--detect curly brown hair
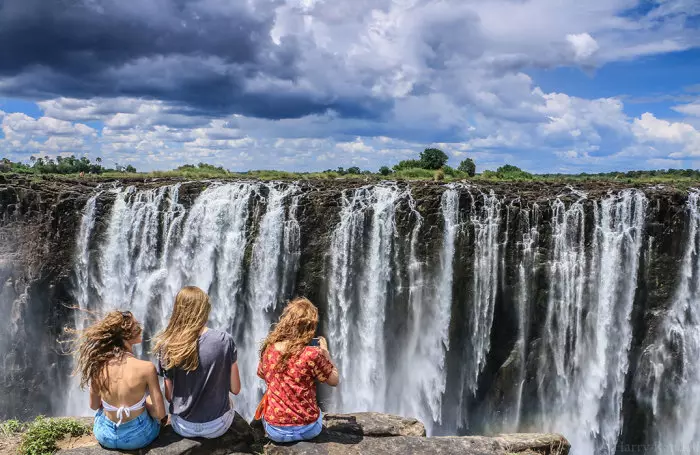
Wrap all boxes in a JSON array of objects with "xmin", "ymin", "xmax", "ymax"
[
  {"xmin": 260, "ymin": 297, "xmax": 318, "ymax": 371},
  {"xmin": 75, "ymin": 310, "xmax": 142, "ymax": 395},
  {"xmin": 152, "ymin": 286, "xmax": 211, "ymax": 371}
]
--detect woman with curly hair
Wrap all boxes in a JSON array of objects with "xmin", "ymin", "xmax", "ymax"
[
  {"xmin": 256, "ymin": 297, "xmax": 339, "ymax": 443},
  {"xmin": 76, "ymin": 310, "xmax": 166, "ymax": 449},
  {"xmin": 153, "ymin": 286, "xmax": 241, "ymax": 439}
]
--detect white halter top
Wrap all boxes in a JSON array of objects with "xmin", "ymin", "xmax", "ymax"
[{"xmin": 101, "ymin": 393, "xmax": 148, "ymax": 427}]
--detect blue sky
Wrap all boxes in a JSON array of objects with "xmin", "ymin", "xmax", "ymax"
[{"xmin": 0, "ymin": 0, "xmax": 699, "ymax": 173}]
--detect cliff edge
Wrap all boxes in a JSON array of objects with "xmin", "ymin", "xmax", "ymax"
[{"xmin": 49, "ymin": 412, "xmax": 569, "ymax": 455}]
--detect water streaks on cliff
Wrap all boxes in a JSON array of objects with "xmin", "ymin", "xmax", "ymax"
[{"xmin": 3, "ymin": 177, "xmax": 699, "ymax": 455}]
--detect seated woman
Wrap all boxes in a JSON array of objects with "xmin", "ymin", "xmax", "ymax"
[
  {"xmin": 257, "ymin": 297, "xmax": 340, "ymax": 443},
  {"xmin": 153, "ymin": 286, "xmax": 241, "ymax": 439},
  {"xmin": 76, "ymin": 310, "xmax": 166, "ymax": 450}
]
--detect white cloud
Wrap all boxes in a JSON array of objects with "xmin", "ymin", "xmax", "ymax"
[
  {"xmin": 632, "ymin": 112, "xmax": 700, "ymax": 157},
  {"xmin": 567, "ymin": 33, "xmax": 600, "ymax": 61},
  {"xmin": 673, "ymin": 102, "xmax": 700, "ymax": 117}
]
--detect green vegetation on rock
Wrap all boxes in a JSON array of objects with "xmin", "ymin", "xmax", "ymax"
[
  {"xmin": 17, "ymin": 416, "xmax": 90, "ymax": 455},
  {"xmin": 4, "ymin": 147, "xmax": 700, "ymax": 185},
  {"xmin": 0, "ymin": 419, "xmax": 25, "ymax": 436}
]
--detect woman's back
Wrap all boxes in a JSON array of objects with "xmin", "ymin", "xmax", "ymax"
[
  {"xmin": 100, "ymin": 355, "xmax": 153, "ymax": 423},
  {"xmin": 257, "ymin": 342, "xmax": 334, "ymax": 426},
  {"xmin": 159, "ymin": 328, "xmax": 237, "ymax": 423}
]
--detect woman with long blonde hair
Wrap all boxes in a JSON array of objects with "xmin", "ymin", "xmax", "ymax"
[
  {"xmin": 256, "ymin": 297, "xmax": 339, "ymax": 443},
  {"xmin": 153, "ymin": 286, "xmax": 241, "ymax": 439},
  {"xmin": 76, "ymin": 310, "xmax": 165, "ymax": 449}
]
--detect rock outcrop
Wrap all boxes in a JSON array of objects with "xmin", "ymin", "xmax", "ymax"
[{"xmin": 55, "ymin": 412, "xmax": 569, "ymax": 455}]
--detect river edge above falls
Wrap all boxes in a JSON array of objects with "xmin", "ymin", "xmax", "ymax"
[{"xmin": 0, "ymin": 175, "xmax": 696, "ymax": 455}]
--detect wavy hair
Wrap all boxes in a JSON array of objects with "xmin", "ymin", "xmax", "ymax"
[
  {"xmin": 260, "ymin": 297, "xmax": 318, "ymax": 371},
  {"xmin": 75, "ymin": 310, "xmax": 142, "ymax": 395},
  {"xmin": 153, "ymin": 286, "xmax": 211, "ymax": 371}
]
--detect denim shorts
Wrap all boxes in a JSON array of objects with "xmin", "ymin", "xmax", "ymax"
[
  {"xmin": 263, "ymin": 412, "xmax": 323, "ymax": 443},
  {"xmin": 93, "ymin": 408, "xmax": 160, "ymax": 450}
]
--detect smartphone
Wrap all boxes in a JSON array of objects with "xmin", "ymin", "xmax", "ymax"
[{"xmin": 309, "ymin": 337, "xmax": 320, "ymax": 347}]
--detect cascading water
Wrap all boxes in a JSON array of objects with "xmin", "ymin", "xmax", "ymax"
[
  {"xmin": 63, "ymin": 182, "xmax": 301, "ymax": 420},
  {"xmin": 538, "ymin": 189, "xmax": 647, "ymax": 455},
  {"xmin": 641, "ymin": 190, "xmax": 700, "ymax": 455},
  {"xmin": 393, "ymin": 186, "xmax": 459, "ymax": 433},
  {"xmin": 326, "ymin": 184, "xmax": 402, "ymax": 412},
  {"xmin": 7, "ymin": 177, "xmax": 700, "ymax": 454},
  {"xmin": 468, "ymin": 189, "xmax": 502, "ymax": 390},
  {"xmin": 508, "ymin": 201, "xmax": 540, "ymax": 432},
  {"xmin": 240, "ymin": 184, "xmax": 301, "ymax": 413}
]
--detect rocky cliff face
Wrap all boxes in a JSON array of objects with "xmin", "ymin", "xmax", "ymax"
[{"xmin": 0, "ymin": 175, "xmax": 695, "ymax": 455}]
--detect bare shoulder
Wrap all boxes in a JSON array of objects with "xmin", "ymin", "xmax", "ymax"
[{"xmin": 133, "ymin": 357, "xmax": 158, "ymax": 376}]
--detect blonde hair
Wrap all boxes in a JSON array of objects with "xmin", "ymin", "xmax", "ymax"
[
  {"xmin": 75, "ymin": 311, "xmax": 142, "ymax": 395},
  {"xmin": 260, "ymin": 297, "xmax": 318, "ymax": 371},
  {"xmin": 153, "ymin": 286, "xmax": 211, "ymax": 371}
]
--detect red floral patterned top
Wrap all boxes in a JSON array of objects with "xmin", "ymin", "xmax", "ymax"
[{"xmin": 257, "ymin": 345, "xmax": 334, "ymax": 426}]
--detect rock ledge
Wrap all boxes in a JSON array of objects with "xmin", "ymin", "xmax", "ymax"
[{"xmin": 53, "ymin": 412, "xmax": 569, "ymax": 455}]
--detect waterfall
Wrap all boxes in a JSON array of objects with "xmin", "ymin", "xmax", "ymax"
[
  {"xmin": 468, "ymin": 189, "xmax": 502, "ymax": 392},
  {"xmin": 96, "ymin": 185, "xmax": 186, "ymax": 333},
  {"xmin": 643, "ymin": 190, "xmax": 700, "ymax": 454},
  {"xmin": 509, "ymin": 201, "xmax": 540, "ymax": 432},
  {"xmin": 240, "ymin": 184, "xmax": 301, "ymax": 415},
  {"xmin": 396, "ymin": 186, "xmax": 458, "ymax": 433},
  {"xmin": 10, "ymin": 177, "xmax": 700, "ymax": 455},
  {"xmin": 63, "ymin": 182, "xmax": 303, "ymax": 419},
  {"xmin": 538, "ymin": 190, "xmax": 647, "ymax": 455},
  {"xmin": 64, "ymin": 193, "xmax": 101, "ymax": 416},
  {"xmin": 326, "ymin": 184, "xmax": 401, "ymax": 412}
]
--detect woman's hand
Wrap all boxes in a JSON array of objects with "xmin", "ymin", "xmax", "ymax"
[{"xmin": 318, "ymin": 336, "xmax": 329, "ymax": 356}]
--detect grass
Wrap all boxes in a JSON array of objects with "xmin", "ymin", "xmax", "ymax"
[{"xmin": 15, "ymin": 417, "xmax": 90, "ymax": 455}]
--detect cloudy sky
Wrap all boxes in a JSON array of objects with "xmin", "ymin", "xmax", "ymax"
[{"xmin": 0, "ymin": 0, "xmax": 699, "ymax": 173}]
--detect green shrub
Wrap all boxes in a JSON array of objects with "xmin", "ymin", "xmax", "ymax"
[
  {"xmin": 481, "ymin": 164, "xmax": 534, "ymax": 181},
  {"xmin": 393, "ymin": 168, "xmax": 434, "ymax": 179},
  {"xmin": 19, "ymin": 417, "xmax": 90, "ymax": 455},
  {"xmin": 0, "ymin": 419, "xmax": 25, "ymax": 436},
  {"xmin": 392, "ymin": 159, "xmax": 424, "ymax": 172},
  {"xmin": 378, "ymin": 166, "xmax": 392, "ymax": 176}
]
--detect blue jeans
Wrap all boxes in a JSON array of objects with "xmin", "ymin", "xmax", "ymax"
[
  {"xmin": 93, "ymin": 408, "xmax": 160, "ymax": 450},
  {"xmin": 263, "ymin": 412, "xmax": 323, "ymax": 443}
]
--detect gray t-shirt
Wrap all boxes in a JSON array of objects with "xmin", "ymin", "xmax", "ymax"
[{"xmin": 158, "ymin": 329, "xmax": 237, "ymax": 423}]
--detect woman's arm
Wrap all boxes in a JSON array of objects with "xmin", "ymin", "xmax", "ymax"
[
  {"xmin": 230, "ymin": 361, "xmax": 241, "ymax": 395},
  {"xmin": 318, "ymin": 337, "xmax": 340, "ymax": 387},
  {"xmin": 164, "ymin": 377, "xmax": 173, "ymax": 402},
  {"xmin": 145, "ymin": 365, "xmax": 167, "ymax": 421},
  {"xmin": 89, "ymin": 386, "xmax": 101, "ymax": 411}
]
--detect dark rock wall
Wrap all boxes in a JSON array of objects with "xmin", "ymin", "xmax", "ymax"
[{"xmin": 0, "ymin": 176, "xmax": 690, "ymax": 454}]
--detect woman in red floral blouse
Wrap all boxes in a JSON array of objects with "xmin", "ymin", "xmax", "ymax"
[{"xmin": 257, "ymin": 297, "xmax": 339, "ymax": 442}]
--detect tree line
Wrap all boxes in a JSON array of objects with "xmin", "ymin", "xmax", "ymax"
[{"xmin": 0, "ymin": 156, "xmax": 137, "ymax": 174}]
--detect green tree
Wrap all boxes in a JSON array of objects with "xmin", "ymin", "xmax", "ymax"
[
  {"xmin": 378, "ymin": 166, "xmax": 392, "ymax": 176},
  {"xmin": 419, "ymin": 148, "xmax": 449, "ymax": 170},
  {"xmin": 347, "ymin": 166, "xmax": 361, "ymax": 175},
  {"xmin": 125, "ymin": 164, "xmax": 137, "ymax": 173},
  {"xmin": 458, "ymin": 158, "xmax": 476, "ymax": 177}
]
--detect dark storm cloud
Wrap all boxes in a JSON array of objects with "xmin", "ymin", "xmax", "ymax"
[{"xmin": 0, "ymin": 0, "xmax": 386, "ymax": 119}]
